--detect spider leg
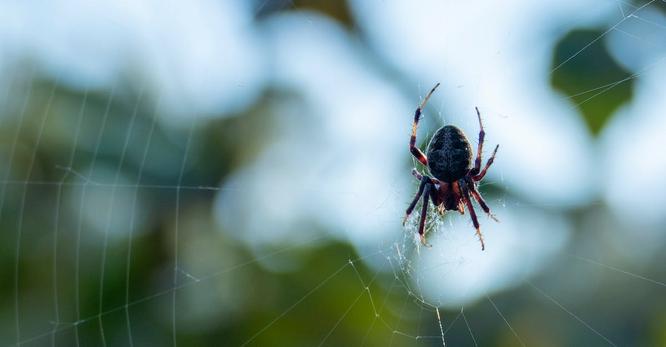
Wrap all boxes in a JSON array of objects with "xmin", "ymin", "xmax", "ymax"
[
  {"xmin": 415, "ymin": 168, "xmax": 445, "ymax": 213},
  {"xmin": 403, "ymin": 175, "xmax": 430, "ymax": 225},
  {"xmin": 471, "ymin": 107, "xmax": 486, "ymax": 176},
  {"xmin": 417, "ymin": 185, "xmax": 433, "ymax": 247},
  {"xmin": 412, "ymin": 168, "xmax": 442, "ymax": 186},
  {"xmin": 409, "ymin": 83, "xmax": 440, "ymax": 166},
  {"xmin": 472, "ymin": 144, "xmax": 499, "ymax": 181},
  {"xmin": 461, "ymin": 183, "xmax": 486, "ymax": 250},
  {"xmin": 405, "ymin": 172, "xmax": 438, "ymax": 246},
  {"xmin": 465, "ymin": 179, "xmax": 499, "ymax": 222}
]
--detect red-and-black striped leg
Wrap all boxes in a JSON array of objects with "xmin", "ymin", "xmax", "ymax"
[
  {"xmin": 472, "ymin": 144, "xmax": 499, "ymax": 181},
  {"xmin": 404, "ymin": 176, "xmax": 429, "ymax": 225},
  {"xmin": 413, "ymin": 169, "xmax": 446, "ymax": 215},
  {"xmin": 461, "ymin": 183, "xmax": 485, "ymax": 250},
  {"xmin": 411, "ymin": 168, "xmax": 442, "ymax": 185},
  {"xmin": 409, "ymin": 83, "xmax": 440, "ymax": 167},
  {"xmin": 410, "ymin": 127, "xmax": 428, "ymax": 166},
  {"xmin": 466, "ymin": 179, "xmax": 499, "ymax": 222},
  {"xmin": 417, "ymin": 186, "xmax": 432, "ymax": 247},
  {"xmin": 471, "ymin": 107, "xmax": 486, "ymax": 176}
]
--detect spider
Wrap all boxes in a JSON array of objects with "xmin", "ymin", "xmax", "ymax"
[{"xmin": 404, "ymin": 83, "xmax": 499, "ymax": 250}]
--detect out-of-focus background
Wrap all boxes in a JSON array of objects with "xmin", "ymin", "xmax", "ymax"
[{"xmin": 1, "ymin": 0, "xmax": 666, "ymax": 346}]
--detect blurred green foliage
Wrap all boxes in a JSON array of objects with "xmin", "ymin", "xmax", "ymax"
[{"xmin": 551, "ymin": 29, "xmax": 633, "ymax": 135}]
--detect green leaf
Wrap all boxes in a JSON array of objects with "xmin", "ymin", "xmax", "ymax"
[{"xmin": 551, "ymin": 29, "xmax": 633, "ymax": 135}]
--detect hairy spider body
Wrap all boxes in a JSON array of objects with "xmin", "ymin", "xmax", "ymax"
[
  {"xmin": 404, "ymin": 83, "xmax": 499, "ymax": 250},
  {"xmin": 427, "ymin": 125, "xmax": 473, "ymax": 183}
]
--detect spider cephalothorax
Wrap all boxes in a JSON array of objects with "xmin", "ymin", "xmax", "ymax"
[{"xmin": 404, "ymin": 83, "xmax": 499, "ymax": 250}]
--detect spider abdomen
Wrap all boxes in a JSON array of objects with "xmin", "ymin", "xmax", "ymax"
[{"xmin": 426, "ymin": 125, "xmax": 473, "ymax": 183}]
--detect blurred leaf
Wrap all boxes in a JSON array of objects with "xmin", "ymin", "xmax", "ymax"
[
  {"xmin": 255, "ymin": 0, "xmax": 354, "ymax": 28},
  {"xmin": 551, "ymin": 29, "xmax": 633, "ymax": 135}
]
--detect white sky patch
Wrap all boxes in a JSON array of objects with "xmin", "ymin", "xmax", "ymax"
[
  {"xmin": 215, "ymin": 140, "xmax": 317, "ymax": 245},
  {"xmin": 215, "ymin": 12, "xmax": 414, "ymax": 250},
  {"xmin": 607, "ymin": 7, "xmax": 666, "ymax": 73},
  {"xmin": 411, "ymin": 204, "xmax": 570, "ymax": 307},
  {"xmin": 602, "ymin": 63, "xmax": 666, "ymax": 228},
  {"xmin": 0, "ymin": 0, "xmax": 265, "ymax": 122},
  {"xmin": 600, "ymin": 9, "xmax": 666, "ymax": 258}
]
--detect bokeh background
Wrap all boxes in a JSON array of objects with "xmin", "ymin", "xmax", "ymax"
[{"xmin": 1, "ymin": 0, "xmax": 666, "ymax": 346}]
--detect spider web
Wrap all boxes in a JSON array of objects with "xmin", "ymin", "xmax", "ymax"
[{"xmin": 2, "ymin": 0, "xmax": 666, "ymax": 346}]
